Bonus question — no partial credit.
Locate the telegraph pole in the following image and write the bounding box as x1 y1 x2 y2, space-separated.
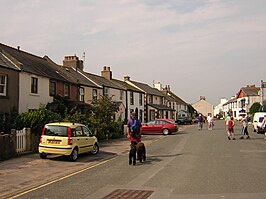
262 80 264 111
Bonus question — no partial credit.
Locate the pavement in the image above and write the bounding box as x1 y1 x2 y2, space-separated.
0 130 174 199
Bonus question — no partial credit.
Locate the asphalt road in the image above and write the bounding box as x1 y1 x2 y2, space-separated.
6 120 266 199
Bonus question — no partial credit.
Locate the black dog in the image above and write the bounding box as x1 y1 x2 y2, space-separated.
129 141 137 166
136 142 146 163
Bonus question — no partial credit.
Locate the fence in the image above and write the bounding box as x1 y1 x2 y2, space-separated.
14 128 31 154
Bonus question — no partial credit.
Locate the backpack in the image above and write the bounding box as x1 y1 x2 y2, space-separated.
130 119 140 136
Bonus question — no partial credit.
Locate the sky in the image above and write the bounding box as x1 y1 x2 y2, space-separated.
1 0 266 105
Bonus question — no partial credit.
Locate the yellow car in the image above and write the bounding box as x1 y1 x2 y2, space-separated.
39 122 99 161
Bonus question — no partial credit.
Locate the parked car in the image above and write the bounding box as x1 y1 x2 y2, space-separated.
252 112 266 133
175 116 192 125
39 122 99 161
141 119 178 135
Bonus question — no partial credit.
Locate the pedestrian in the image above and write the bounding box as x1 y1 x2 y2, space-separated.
240 116 250 139
227 116 236 140
207 113 214 130
197 114 203 131
127 112 142 143
260 115 266 139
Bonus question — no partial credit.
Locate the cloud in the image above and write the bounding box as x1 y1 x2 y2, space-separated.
1 0 266 105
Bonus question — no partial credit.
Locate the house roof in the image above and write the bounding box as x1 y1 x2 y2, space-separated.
81 72 125 90
0 52 20 71
240 86 260 96
148 103 175 111
0 43 68 82
111 79 144 93
129 80 165 97
223 97 237 105
164 90 187 105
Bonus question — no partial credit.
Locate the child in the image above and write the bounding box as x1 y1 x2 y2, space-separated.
227 116 236 140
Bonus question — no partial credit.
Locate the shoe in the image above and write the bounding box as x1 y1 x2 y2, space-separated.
232 137 236 140
240 136 244 139
246 136 250 139
228 136 231 140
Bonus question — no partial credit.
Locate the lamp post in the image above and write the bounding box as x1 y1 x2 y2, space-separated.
262 80 264 111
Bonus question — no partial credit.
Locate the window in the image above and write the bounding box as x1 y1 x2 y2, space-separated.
148 95 153 104
0 74 7 96
139 93 143 106
64 84 70 98
130 91 134 105
104 87 109 97
139 110 143 122
120 90 123 100
160 97 163 105
79 87 84 102
92 89 97 100
49 81 56 96
31 77 38 94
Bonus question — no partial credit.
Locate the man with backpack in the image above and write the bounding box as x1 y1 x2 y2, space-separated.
127 112 142 143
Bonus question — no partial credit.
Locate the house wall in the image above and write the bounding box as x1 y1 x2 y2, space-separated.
84 87 103 104
0 67 19 114
19 72 53 113
193 100 214 117
127 92 145 122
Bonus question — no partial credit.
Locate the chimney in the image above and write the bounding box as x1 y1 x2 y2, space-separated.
17 46 20 51
124 76 130 81
200 96 206 100
63 55 84 71
101 66 112 80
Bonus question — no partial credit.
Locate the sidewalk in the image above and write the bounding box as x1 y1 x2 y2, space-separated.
0 134 165 198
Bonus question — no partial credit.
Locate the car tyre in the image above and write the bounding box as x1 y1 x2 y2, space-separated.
90 143 99 155
39 153 47 159
69 148 78 161
162 129 169 135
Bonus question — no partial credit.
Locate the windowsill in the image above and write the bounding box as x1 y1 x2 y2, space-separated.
30 93 40 96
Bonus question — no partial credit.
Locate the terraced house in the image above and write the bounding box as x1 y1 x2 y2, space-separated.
0 43 189 125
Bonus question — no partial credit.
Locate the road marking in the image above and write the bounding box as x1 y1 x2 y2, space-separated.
9 157 117 199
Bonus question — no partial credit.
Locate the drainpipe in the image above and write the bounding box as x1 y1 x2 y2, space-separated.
262 80 264 111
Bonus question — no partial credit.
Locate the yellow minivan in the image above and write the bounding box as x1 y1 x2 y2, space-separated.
39 122 99 161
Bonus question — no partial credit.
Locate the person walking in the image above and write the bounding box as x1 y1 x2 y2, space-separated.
240 116 250 139
197 114 203 131
127 112 142 143
227 116 236 140
207 113 214 130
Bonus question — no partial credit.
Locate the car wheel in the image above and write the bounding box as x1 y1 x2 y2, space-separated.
162 129 169 135
91 143 99 155
69 148 78 161
39 153 47 159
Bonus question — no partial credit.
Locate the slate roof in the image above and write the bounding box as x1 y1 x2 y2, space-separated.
166 90 187 105
149 103 175 111
111 79 144 93
241 86 260 96
0 43 68 82
0 52 20 71
81 72 125 90
129 80 166 97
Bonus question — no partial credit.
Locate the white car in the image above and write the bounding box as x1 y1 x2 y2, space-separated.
252 112 266 133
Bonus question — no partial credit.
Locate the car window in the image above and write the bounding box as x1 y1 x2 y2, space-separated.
259 117 264 122
82 126 92 136
44 126 68 137
74 126 84 137
147 121 155 125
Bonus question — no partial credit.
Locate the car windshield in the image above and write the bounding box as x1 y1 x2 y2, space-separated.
147 121 155 125
44 125 68 137
259 117 264 122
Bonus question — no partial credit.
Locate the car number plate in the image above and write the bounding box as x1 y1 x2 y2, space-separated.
48 140 60 144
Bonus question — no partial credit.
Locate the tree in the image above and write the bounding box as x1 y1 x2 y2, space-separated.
249 102 261 115
90 95 121 140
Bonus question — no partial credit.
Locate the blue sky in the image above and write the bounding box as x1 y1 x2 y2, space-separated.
1 0 266 105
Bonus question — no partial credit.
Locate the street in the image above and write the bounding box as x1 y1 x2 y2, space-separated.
2 120 266 199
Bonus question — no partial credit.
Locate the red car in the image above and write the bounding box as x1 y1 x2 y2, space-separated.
141 119 178 135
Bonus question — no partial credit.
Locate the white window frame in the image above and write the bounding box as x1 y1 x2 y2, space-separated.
30 76 38 94
0 74 7 96
79 87 85 102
